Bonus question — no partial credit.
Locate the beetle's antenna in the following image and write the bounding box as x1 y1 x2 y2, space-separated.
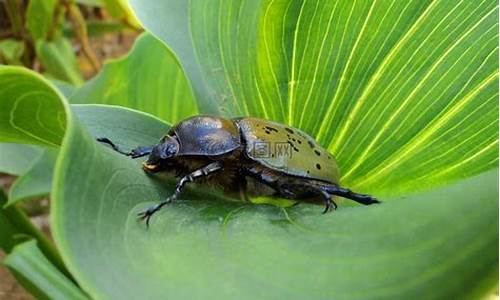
96 137 152 158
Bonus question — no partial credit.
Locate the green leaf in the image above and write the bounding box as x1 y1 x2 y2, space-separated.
0 66 497 299
70 33 198 123
3 240 88 300
0 39 25 65
25 0 58 41
36 37 84 85
101 0 141 28
75 0 103 6
0 67 66 146
0 189 67 277
0 143 42 175
7 149 57 206
130 0 499 195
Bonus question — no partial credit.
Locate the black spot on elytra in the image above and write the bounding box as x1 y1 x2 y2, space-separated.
314 150 321 156
285 128 294 134
291 138 297 142
293 147 299 152
265 126 278 132
307 170 310 174
265 130 271 134
316 163 321 170
308 141 315 149
297 140 302 144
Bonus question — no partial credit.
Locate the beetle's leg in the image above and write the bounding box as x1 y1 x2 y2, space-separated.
138 161 223 227
322 185 380 205
321 193 337 214
243 166 337 213
96 137 152 158
282 183 337 214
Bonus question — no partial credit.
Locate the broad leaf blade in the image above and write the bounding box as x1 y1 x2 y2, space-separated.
53 121 500 300
129 0 499 195
0 67 497 299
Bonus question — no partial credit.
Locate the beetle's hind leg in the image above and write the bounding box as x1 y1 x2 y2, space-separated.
242 166 338 214
322 185 380 205
96 137 152 158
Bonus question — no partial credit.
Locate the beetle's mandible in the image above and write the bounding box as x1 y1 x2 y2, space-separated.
97 115 379 226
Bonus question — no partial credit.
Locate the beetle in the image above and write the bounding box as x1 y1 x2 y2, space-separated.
98 115 379 226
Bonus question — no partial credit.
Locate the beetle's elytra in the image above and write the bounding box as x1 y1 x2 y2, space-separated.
98 115 379 226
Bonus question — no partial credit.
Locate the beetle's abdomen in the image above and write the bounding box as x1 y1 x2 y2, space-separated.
169 115 241 156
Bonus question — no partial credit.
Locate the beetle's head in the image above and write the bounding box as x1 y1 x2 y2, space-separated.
142 136 179 172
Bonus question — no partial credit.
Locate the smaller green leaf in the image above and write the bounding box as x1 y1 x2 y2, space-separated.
25 0 58 41
0 190 65 276
0 39 25 65
70 33 198 123
0 66 67 147
7 149 58 207
3 240 88 300
36 38 84 85
0 143 42 175
101 0 141 28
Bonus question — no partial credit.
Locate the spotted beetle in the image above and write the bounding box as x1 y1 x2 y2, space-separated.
98 115 379 226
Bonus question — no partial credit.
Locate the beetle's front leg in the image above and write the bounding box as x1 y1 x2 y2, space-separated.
138 161 223 227
96 137 153 158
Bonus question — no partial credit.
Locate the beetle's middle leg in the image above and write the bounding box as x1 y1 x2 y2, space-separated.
138 161 223 226
96 137 152 158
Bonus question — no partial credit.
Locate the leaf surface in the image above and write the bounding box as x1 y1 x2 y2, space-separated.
130 0 499 196
0 66 497 299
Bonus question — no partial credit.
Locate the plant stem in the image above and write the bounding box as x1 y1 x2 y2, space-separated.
2 0 34 67
63 0 101 73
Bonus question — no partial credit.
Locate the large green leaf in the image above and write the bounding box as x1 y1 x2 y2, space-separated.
3 240 87 300
0 67 497 299
130 0 499 196
70 33 198 123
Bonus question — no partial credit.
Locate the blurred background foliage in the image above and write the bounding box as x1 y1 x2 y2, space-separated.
0 0 141 298
0 0 140 84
